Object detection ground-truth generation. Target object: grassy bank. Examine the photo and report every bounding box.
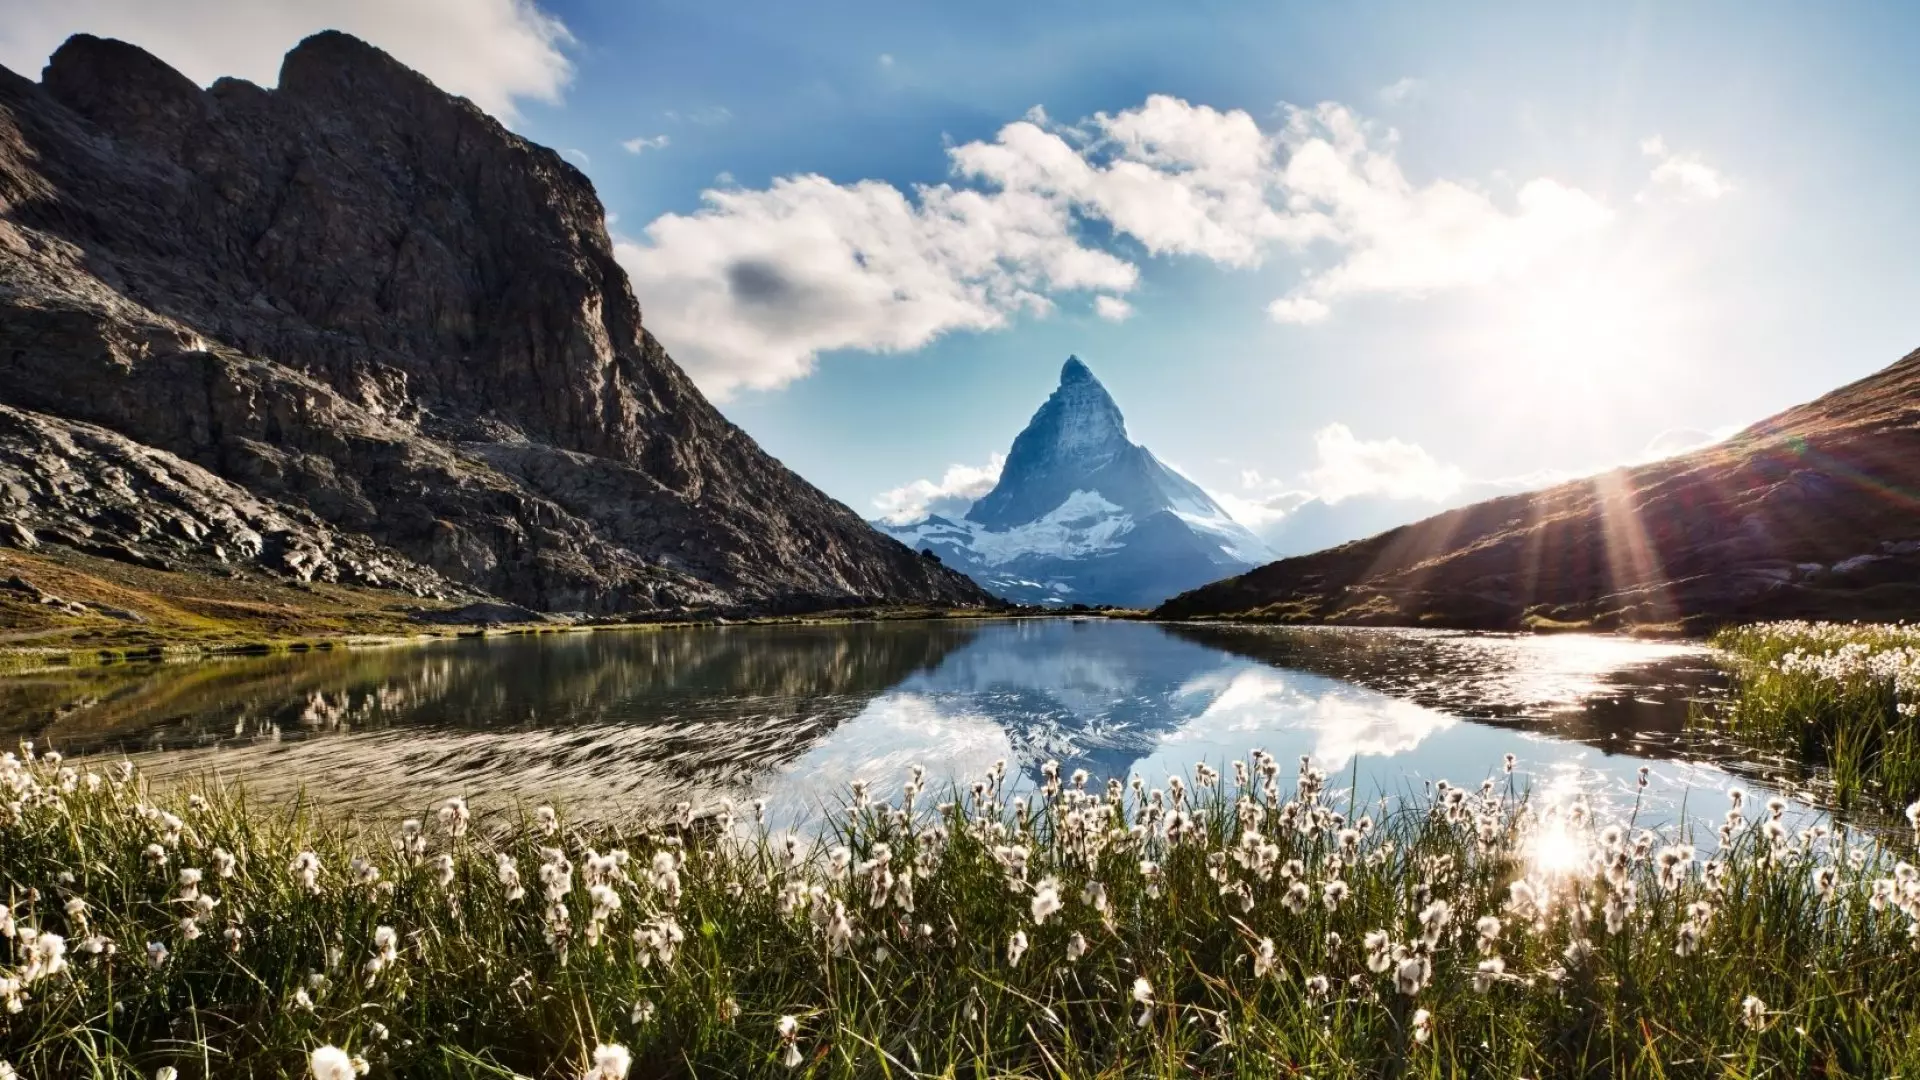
[4,750,1919,1078]
[1713,620,1920,807]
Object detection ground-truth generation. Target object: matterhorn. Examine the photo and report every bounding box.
[878,357,1270,607]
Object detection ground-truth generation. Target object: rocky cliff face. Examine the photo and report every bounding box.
[0,33,987,614]
[879,357,1269,607]
[1156,347,1920,632]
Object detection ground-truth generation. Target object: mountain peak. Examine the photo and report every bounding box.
[1061,355,1097,386]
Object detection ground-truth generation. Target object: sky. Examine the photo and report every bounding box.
[4,0,1917,547]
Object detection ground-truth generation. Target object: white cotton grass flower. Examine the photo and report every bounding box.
[1007,929,1029,966]
[1131,976,1154,1027]
[1066,932,1088,962]
[1030,877,1062,925]
[157,1068,180,1080]
[1741,994,1769,1032]
[307,1045,368,1079]
[439,796,471,838]
[1251,936,1277,978]
[582,1043,632,1080]
[777,1014,803,1068]
[289,851,322,894]
[1412,1007,1432,1044]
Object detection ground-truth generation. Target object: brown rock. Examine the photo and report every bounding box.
[0,32,988,615]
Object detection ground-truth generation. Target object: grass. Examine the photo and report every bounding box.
[1711,620,1920,809]
[4,749,1920,1078]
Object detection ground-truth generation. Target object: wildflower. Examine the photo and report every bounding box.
[1252,936,1277,978]
[146,941,169,968]
[717,997,740,1024]
[1411,1007,1432,1045]
[289,851,323,894]
[365,925,400,977]
[1008,929,1029,966]
[1304,974,1330,999]
[1282,881,1312,914]
[1364,931,1393,973]
[439,796,471,837]
[307,1046,368,1079]
[1030,876,1062,925]
[583,1043,632,1080]
[1393,954,1430,996]
[497,853,525,900]
[435,853,456,889]
[1473,957,1505,993]
[158,1068,180,1080]
[1503,753,1517,774]
[144,843,168,870]
[1321,879,1350,911]
[777,1015,803,1068]
[632,999,656,1024]
[1812,865,1838,901]
[1131,975,1154,1027]
[1475,915,1501,954]
[212,847,237,878]
[1741,994,1769,1032]
[1066,932,1088,962]
[21,931,67,983]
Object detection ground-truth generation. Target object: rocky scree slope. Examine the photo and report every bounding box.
[879,357,1268,607]
[0,33,986,616]
[1156,347,1920,632]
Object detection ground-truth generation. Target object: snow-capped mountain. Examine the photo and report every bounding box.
[878,357,1271,607]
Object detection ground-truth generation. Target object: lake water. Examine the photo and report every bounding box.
[0,619,1811,830]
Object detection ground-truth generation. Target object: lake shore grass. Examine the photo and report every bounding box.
[1712,620,1920,808]
[4,748,1919,1078]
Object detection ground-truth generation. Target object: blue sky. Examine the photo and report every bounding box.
[5,0,1917,542]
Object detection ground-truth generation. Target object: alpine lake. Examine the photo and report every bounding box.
[0,618,1853,835]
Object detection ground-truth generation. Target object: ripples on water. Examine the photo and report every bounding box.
[0,619,1828,831]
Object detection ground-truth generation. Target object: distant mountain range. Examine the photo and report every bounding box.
[1158,346,1920,632]
[878,357,1270,607]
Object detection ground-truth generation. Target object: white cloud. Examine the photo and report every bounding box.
[614,174,1137,397]
[1093,295,1134,321]
[0,0,573,123]
[1377,76,1425,105]
[1266,296,1330,324]
[619,93,1624,395]
[1638,136,1733,202]
[872,454,1006,524]
[622,134,670,155]
[878,53,895,68]
[1302,423,1466,504]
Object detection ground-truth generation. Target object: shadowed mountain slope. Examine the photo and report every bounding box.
[0,32,987,616]
[1157,347,1920,632]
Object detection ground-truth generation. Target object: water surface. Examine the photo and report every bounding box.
[0,620,1798,828]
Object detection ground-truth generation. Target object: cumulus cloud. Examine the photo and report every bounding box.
[872,454,1006,524]
[1303,423,1467,503]
[1093,295,1135,321]
[0,0,573,123]
[614,175,1138,397]
[619,93,1625,395]
[622,134,670,155]
[1638,136,1733,202]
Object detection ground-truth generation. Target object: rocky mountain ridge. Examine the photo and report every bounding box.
[0,32,988,616]
[1156,346,1920,631]
[879,357,1269,607]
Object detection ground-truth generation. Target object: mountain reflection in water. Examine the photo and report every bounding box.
[0,619,1782,828]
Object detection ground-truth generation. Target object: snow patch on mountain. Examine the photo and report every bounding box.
[876,356,1274,606]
